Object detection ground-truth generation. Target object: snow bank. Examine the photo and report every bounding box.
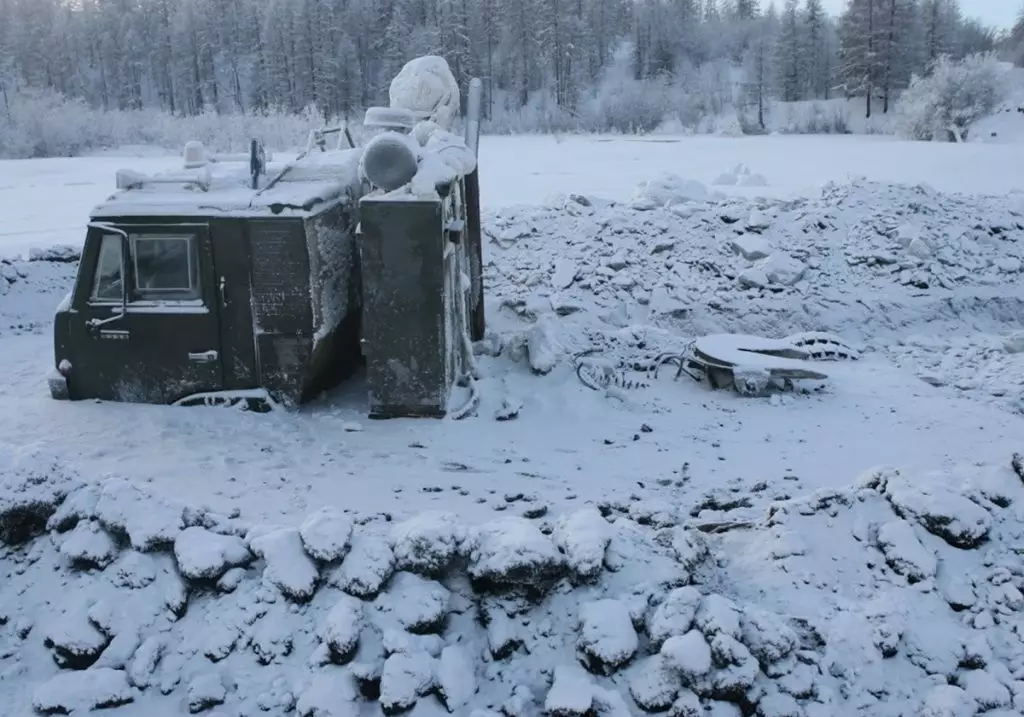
[485,178,1024,413]
[6,452,1024,716]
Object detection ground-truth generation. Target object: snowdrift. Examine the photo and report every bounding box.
[3,452,1024,716]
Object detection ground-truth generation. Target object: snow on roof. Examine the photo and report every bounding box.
[90,147,364,219]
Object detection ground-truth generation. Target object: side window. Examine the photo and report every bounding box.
[90,234,124,302]
[130,234,200,301]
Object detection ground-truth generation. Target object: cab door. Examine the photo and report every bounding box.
[68,223,224,404]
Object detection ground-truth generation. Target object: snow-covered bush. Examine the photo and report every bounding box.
[580,42,676,134]
[774,100,851,135]
[897,52,1009,143]
[0,85,369,159]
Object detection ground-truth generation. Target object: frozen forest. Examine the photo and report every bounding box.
[0,0,1021,156]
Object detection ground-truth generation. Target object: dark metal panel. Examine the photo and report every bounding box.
[248,219,312,334]
[464,170,485,341]
[302,205,364,401]
[210,219,257,390]
[359,197,450,418]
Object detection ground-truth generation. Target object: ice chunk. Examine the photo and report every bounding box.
[577,599,639,674]
[174,527,252,580]
[300,507,354,563]
[648,587,703,648]
[760,254,806,286]
[33,668,135,713]
[631,174,713,208]
[876,520,937,583]
[730,235,771,261]
[249,527,320,601]
[545,663,595,717]
[526,315,561,375]
[390,511,464,576]
[552,259,577,290]
[553,507,610,583]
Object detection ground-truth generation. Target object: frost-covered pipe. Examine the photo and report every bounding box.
[464,78,483,158]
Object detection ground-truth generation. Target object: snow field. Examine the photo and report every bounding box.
[2,132,1023,259]
[3,447,1024,716]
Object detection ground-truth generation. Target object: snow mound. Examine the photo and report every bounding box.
[712,164,769,188]
[390,511,464,576]
[630,173,718,209]
[465,516,566,593]
[3,459,1024,716]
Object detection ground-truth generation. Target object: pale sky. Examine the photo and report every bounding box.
[766,1,1019,31]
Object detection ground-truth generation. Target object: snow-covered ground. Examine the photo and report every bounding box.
[2,133,1023,259]
[2,134,1024,716]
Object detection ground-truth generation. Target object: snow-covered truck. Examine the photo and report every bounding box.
[49,58,484,417]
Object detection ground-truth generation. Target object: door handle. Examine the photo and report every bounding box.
[188,350,219,363]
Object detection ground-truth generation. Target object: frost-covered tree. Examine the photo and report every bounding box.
[897,52,1007,142]
[840,0,884,116]
[801,0,831,98]
[744,5,779,129]
[776,0,802,101]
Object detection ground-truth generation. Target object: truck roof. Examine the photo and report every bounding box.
[90,148,364,219]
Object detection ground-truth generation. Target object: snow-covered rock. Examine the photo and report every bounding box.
[437,645,477,711]
[379,650,436,714]
[322,595,364,663]
[32,668,136,713]
[44,605,111,669]
[188,672,227,713]
[553,507,610,583]
[648,587,703,647]
[295,670,359,717]
[174,527,252,580]
[694,593,742,640]
[0,460,79,544]
[300,507,354,563]
[876,519,937,582]
[631,174,715,208]
[577,599,639,674]
[248,527,320,601]
[332,533,395,598]
[466,517,566,592]
[918,684,976,717]
[628,655,680,711]
[545,663,595,717]
[378,571,451,634]
[884,479,992,549]
[59,519,118,569]
[661,630,713,680]
[94,478,184,551]
[390,511,463,576]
